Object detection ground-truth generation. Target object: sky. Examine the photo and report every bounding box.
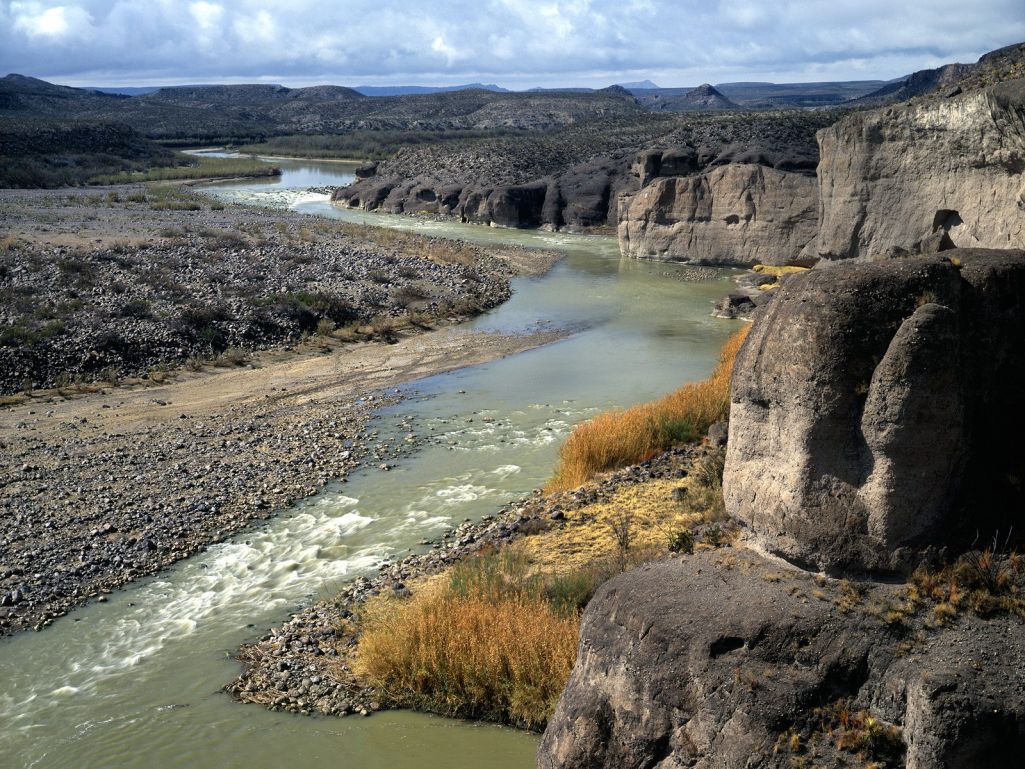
[1,0,1023,89]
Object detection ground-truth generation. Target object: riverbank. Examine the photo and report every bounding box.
[227,440,728,720]
[0,183,563,635]
[226,330,749,725]
[0,185,558,393]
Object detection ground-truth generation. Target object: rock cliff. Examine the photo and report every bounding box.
[539,551,1025,769]
[540,249,1025,769]
[332,110,836,234]
[810,79,1025,261]
[617,164,818,265]
[724,249,1025,574]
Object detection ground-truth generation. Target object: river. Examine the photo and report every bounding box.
[0,154,741,769]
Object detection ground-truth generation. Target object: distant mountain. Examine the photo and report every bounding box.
[619,80,661,90]
[714,80,886,108]
[854,42,1025,105]
[353,83,508,96]
[0,73,643,141]
[637,83,739,112]
[88,86,162,96]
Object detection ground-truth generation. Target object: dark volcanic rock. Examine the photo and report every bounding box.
[538,550,1025,769]
[724,249,1025,574]
[334,110,837,233]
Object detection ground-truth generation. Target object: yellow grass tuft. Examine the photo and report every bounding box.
[355,555,581,730]
[545,326,749,492]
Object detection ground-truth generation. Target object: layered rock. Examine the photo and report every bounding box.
[332,154,635,230]
[539,551,1025,769]
[724,249,1025,574]
[810,79,1025,261]
[617,164,818,265]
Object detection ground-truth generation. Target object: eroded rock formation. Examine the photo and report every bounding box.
[617,164,818,265]
[538,551,1025,769]
[724,249,1025,574]
[809,79,1025,261]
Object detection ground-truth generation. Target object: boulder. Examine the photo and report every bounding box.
[538,550,1025,769]
[809,79,1025,261]
[724,249,1025,574]
[617,164,818,266]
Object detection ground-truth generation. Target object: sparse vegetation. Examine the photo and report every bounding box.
[908,544,1025,623]
[235,128,529,161]
[546,326,749,491]
[355,550,590,730]
[88,155,280,185]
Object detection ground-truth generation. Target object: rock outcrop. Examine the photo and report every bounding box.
[617,164,818,265]
[724,249,1025,574]
[809,79,1025,261]
[332,153,634,230]
[333,110,836,234]
[539,551,1025,769]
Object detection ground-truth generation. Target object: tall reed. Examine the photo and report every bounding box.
[546,325,749,492]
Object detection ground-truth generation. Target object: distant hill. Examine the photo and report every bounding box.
[88,86,162,96]
[635,83,739,111]
[854,42,1025,105]
[353,83,509,96]
[715,80,886,108]
[0,74,644,142]
[619,80,661,90]
[0,114,175,187]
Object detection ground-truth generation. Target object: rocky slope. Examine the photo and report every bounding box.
[539,249,1025,769]
[539,549,1025,769]
[334,110,836,232]
[809,79,1025,261]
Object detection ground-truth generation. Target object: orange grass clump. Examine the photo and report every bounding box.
[355,589,579,731]
[546,325,750,492]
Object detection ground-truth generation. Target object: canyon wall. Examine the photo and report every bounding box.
[616,164,818,266]
[810,80,1025,261]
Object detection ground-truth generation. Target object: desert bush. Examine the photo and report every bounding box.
[356,550,591,730]
[391,284,429,308]
[547,326,749,492]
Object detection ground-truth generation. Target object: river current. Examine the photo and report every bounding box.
[0,154,740,769]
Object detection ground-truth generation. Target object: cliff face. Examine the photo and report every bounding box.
[539,251,1025,769]
[617,164,818,266]
[332,153,635,230]
[724,249,1025,574]
[811,79,1025,261]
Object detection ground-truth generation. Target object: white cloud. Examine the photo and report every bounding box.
[431,35,460,65]
[234,9,275,45]
[189,1,224,29]
[11,2,91,40]
[0,0,1021,88]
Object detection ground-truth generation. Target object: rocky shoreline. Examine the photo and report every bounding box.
[0,183,564,636]
[0,186,537,394]
[226,443,712,719]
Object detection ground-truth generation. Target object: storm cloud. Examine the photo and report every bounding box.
[1,0,1023,88]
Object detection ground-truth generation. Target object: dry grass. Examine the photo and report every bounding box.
[337,223,479,267]
[354,551,584,730]
[753,264,809,291]
[521,474,727,573]
[546,326,749,492]
[908,549,1025,624]
[353,448,734,730]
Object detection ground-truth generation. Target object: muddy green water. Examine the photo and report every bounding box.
[0,158,741,768]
